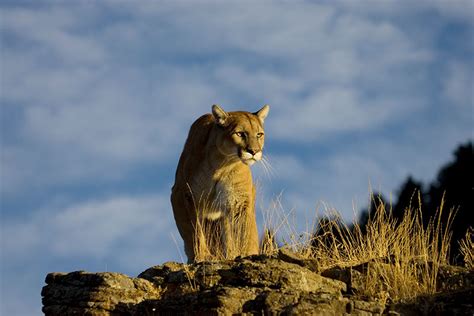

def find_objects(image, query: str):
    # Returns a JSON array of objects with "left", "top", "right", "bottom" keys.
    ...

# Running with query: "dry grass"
[
  {"left": 192, "top": 196, "right": 258, "bottom": 262},
  {"left": 459, "top": 227, "right": 473, "bottom": 269},
  {"left": 261, "top": 193, "right": 458, "bottom": 302},
  {"left": 193, "top": 214, "right": 252, "bottom": 262},
  {"left": 188, "top": 189, "right": 467, "bottom": 303}
]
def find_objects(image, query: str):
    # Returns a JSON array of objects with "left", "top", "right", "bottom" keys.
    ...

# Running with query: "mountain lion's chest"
[{"left": 190, "top": 164, "right": 252, "bottom": 220}]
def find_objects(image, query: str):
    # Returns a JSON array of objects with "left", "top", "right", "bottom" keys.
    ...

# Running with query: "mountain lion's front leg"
[
  {"left": 244, "top": 203, "right": 259, "bottom": 256},
  {"left": 221, "top": 194, "right": 259, "bottom": 258}
]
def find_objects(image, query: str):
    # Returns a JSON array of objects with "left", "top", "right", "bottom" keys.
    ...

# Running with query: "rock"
[
  {"left": 394, "top": 288, "right": 474, "bottom": 316},
  {"left": 227, "top": 256, "right": 346, "bottom": 293},
  {"left": 277, "top": 247, "right": 320, "bottom": 272},
  {"left": 436, "top": 264, "right": 474, "bottom": 292},
  {"left": 138, "top": 261, "right": 187, "bottom": 285},
  {"left": 263, "top": 290, "right": 351, "bottom": 315},
  {"left": 42, "top": 255, "right": 474, "bottom": 315},
  {"left": 352, "top": 299, "right": 385, "bottom": 314},
  {"left": 321, "top": 265, "right": 365, "bottom": 294},
  {"left": 42, "top": 271, "right": 161, "bottom": 315}
]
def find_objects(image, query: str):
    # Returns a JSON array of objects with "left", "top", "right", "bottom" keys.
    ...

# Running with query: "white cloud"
[
  {"left": 1, "top": 6, "right": 105, "bottom": 65},
  {"left": 269, "top": 87, "right": 426, "bottom": 142},
  {"left": 2, "top": 194, "right": 179, "bottom": 266},
  {"left": 418, "top": 0, "right": 474, "bottom": 21},
  {"left": 335, "top": 0, "right": 474, "bottom": 22},
  {"left": 443, "top": 61, "right": 474, "bottom": 108}
]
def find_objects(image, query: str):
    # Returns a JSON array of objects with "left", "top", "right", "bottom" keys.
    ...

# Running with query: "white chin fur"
[
  {"left": 240, "top": 151, "right": 253, "bottom": 160},
  {"left": 244, "top": 159, "right": 256, "bottom": 166},
  {"left": 240, "top": 151, "right": 262, "bottom": 166}
]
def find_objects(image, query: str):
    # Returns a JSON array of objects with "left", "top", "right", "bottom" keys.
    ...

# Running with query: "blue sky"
[{"left": 1, "top": 1, "right": 473, "bottom": 314}]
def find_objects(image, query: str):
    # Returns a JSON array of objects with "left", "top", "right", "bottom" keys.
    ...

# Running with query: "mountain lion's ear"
[
  {"left": 255, "top": 104, "right": 270, "bottom": 123},
  {"left": 212, "top": 104, "right": 228, "bottom": 126}
]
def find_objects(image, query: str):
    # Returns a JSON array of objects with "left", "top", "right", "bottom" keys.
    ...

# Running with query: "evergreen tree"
[
  {"left": 357, "top": 192, "right": 387, "bottom": 234},
  {"left": 393, "top": 176, "right": 424, "bottom": 223},
  {"left": 426, "top": 141, "right": 473, "bottom": 262}
]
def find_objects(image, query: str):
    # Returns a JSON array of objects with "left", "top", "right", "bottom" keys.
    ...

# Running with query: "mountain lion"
[{"left": 171, "top": 104, "right": 270, "bottom": 262}]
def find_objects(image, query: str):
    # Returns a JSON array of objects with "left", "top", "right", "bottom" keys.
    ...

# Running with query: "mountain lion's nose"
[{"left": 247, "top": 148, "right": 258, "bottom": 156}]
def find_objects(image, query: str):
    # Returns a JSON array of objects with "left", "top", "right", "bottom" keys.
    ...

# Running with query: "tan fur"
[{"left": 171, "top": 104, "right": 269, "bottom": 262}]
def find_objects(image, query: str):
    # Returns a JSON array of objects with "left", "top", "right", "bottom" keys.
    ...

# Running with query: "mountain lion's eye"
[{"left": 256, "top": 132, "right": 264, "bottom": 138}]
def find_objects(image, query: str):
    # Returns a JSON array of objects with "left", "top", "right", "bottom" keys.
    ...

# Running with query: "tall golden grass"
[
  {"left": 260, "top": 193, "right": 461, "bottom": 302},
  {"left": 192, "top": 195, "right": 257, "bottom": 262},
  {"left": 190, "top": 191, "right": 469, "bottom": 302}
]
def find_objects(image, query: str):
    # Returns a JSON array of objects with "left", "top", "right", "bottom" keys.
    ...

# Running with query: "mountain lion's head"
[{"left": 211, "top": 104, "right": 270, "bottom": 166}]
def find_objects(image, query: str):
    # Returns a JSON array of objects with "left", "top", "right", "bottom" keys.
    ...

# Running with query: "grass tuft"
[
  {"left": 188, "top": 190, "right": 469, "bottom": 303},
  {"left": 261, "top": 192, "right": 460, "bottom": 302},
  {"left": 192, "top": 195, "right": 257, "bottom": 262}
]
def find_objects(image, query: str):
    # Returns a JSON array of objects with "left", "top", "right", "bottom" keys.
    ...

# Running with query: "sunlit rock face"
[{"left": 42, "top": 251, "right": 474, "bottom": 315}]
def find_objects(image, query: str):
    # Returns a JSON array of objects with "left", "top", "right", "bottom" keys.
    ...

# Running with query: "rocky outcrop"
[
  {"left": 41, "top": 271, "right": 161, "bottom": 315},
  {"left": 42, "top": 250, "right": 474, "bottom": 315}
]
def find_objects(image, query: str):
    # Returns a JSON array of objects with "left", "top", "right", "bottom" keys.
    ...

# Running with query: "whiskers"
[{"left": 259, "top": 155, "right": 275, "bottom": 179}]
